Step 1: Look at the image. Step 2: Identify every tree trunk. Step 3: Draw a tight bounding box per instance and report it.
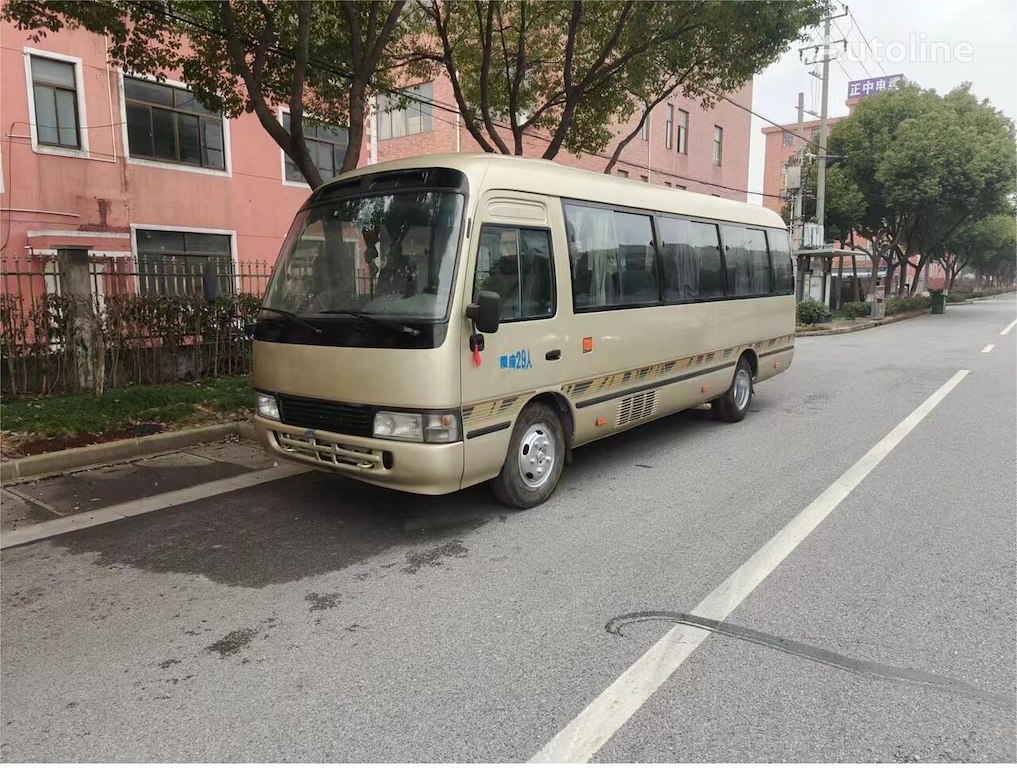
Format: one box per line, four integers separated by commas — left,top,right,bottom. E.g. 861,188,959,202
342,82,368,174
835,255,845,310
850,252,860,301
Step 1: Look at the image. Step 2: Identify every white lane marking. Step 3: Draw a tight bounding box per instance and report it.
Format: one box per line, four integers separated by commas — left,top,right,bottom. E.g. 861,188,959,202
0,464,308,549
1001,319,1017,336
981,344,995,354
531,369,971,764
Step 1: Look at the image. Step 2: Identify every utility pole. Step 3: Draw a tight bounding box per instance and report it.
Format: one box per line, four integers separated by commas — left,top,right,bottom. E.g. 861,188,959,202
801,4,848,302
793,91,806,301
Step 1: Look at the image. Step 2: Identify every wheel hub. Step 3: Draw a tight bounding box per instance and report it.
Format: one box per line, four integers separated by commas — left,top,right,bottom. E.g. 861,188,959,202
518,422,556,489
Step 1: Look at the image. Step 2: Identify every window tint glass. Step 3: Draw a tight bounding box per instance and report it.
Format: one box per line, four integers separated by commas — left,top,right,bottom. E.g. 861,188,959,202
474,226,554,321
657,217,724,301
32,57,75,87
565,205,658,309
768,228,794,294
722,225,772,296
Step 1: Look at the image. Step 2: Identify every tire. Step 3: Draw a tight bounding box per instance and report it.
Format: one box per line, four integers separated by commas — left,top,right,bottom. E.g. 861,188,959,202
713,356,754,423
490,403,565,508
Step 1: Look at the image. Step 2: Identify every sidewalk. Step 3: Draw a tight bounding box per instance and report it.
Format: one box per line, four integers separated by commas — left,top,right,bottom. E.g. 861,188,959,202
0,438,275,535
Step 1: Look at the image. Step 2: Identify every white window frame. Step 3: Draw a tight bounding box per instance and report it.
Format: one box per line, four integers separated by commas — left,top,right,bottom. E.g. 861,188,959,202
677,109,689,155
130,223,238,295
119,72,232,177
713,125,724,167
23,47,91,159
277,106,349,189
279,107,312,189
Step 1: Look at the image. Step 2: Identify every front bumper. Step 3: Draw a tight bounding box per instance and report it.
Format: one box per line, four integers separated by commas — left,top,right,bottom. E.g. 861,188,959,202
253,415,465,495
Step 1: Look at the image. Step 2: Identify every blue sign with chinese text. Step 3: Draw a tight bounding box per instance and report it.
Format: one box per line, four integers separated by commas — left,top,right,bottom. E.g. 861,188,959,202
848,74,905,100
500,350,533,370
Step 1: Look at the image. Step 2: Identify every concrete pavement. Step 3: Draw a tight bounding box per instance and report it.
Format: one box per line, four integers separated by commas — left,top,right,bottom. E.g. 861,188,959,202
1,296,1014,762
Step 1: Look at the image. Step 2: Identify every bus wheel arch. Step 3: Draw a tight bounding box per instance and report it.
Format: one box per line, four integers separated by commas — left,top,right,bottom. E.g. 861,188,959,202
527,392,576,465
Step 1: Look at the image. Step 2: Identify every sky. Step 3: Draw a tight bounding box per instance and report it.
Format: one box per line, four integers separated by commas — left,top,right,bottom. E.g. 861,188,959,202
746,0,1017,205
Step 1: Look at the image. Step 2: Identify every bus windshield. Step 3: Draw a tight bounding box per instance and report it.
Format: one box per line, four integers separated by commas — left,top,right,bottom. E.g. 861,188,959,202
264,189,465,320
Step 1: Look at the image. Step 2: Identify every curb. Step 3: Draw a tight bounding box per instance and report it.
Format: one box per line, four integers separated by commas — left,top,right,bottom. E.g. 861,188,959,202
796,311,926,337
1,420,257,485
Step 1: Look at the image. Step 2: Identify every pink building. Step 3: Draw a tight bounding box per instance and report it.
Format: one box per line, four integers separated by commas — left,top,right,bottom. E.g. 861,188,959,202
1,22,753,285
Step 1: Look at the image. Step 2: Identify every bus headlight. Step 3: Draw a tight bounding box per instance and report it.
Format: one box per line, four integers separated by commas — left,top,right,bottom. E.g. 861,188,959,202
373,411,423,441
372,411,460,443
257,392,280,421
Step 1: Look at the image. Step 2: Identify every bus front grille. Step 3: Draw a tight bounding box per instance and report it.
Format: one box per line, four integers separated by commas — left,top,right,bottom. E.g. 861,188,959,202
276,395,373,437
274,430,382,469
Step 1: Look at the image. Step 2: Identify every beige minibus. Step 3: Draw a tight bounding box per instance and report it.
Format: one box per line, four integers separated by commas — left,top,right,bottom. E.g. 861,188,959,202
249,154,795,507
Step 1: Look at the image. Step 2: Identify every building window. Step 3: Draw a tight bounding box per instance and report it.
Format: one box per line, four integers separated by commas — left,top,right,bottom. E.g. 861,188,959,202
136,229,232,297
713,125,723,166
281,112,348,183
617,169,628,178
665,105,674,149
377,82,433,139
677,109,688,154
664,181,672,187
675,184,686,190
640,118,649,141
810,126,820,142
30,55,80,149
640,174,649,183
782,130,794,147
125,77,225,169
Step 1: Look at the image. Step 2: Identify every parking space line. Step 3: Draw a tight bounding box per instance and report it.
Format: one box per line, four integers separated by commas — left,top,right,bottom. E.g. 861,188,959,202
1000,319,1017,336
0,464,308,549
530,369,971,764
981,344,995,353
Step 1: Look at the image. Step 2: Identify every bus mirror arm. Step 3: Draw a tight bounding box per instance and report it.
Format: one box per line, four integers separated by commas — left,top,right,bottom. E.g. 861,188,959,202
466,290,500,334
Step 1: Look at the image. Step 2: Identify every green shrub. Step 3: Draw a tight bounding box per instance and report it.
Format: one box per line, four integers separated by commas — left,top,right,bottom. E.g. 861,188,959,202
841,301,872,318
796,297,830,325
885,295,931,316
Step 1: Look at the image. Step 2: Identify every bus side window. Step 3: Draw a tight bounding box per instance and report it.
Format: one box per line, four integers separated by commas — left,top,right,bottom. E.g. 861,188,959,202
474,225,555,321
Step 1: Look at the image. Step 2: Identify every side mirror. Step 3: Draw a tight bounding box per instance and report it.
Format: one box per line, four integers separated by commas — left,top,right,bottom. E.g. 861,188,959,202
466,290,500,334
202,262,220,303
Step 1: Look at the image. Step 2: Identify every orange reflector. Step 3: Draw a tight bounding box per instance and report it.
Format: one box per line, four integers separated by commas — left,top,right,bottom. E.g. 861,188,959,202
582,337,594,353
595,417,606,426
701,385,710,393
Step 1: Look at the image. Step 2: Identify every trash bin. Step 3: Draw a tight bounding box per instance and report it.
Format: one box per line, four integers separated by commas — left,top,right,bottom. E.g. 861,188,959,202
931,291,946,314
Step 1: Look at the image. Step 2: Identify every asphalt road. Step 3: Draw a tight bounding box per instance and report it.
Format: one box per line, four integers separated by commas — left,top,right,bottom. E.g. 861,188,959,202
2,297,1015,762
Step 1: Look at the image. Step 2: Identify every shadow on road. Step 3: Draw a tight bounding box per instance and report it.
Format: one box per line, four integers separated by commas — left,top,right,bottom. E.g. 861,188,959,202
49,404,728,588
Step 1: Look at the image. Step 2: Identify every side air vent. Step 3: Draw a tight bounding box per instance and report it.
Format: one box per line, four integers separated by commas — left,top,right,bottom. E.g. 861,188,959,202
616,390,658,427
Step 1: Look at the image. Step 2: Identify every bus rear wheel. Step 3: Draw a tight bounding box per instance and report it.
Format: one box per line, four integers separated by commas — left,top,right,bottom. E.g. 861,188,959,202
713,357,754,423
490,403,565,509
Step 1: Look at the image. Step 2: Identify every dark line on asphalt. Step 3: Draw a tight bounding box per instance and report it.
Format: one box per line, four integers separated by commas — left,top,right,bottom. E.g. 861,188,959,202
605,611,1013,707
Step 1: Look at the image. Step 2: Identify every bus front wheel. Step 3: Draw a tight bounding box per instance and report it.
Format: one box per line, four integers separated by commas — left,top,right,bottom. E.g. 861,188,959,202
490,403,565,508
713,357,754,423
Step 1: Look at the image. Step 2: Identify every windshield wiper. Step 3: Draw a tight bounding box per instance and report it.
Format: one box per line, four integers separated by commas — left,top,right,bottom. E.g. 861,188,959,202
260,306,321,334
319,309,421,336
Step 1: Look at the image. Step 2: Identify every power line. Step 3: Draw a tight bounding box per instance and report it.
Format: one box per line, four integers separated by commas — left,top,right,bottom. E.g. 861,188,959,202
847,7,887,76
833,18,869,77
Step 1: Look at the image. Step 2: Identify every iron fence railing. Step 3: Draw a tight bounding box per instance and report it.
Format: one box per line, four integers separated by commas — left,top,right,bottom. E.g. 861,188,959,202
0,253,273,395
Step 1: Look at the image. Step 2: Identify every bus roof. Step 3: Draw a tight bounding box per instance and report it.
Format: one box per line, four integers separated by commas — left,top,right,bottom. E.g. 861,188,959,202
327,152,785,230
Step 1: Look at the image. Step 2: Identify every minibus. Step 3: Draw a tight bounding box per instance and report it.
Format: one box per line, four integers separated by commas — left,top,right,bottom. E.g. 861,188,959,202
247,154,795,507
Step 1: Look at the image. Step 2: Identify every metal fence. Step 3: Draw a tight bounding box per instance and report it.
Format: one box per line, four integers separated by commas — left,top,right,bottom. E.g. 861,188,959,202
1,252,273,396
